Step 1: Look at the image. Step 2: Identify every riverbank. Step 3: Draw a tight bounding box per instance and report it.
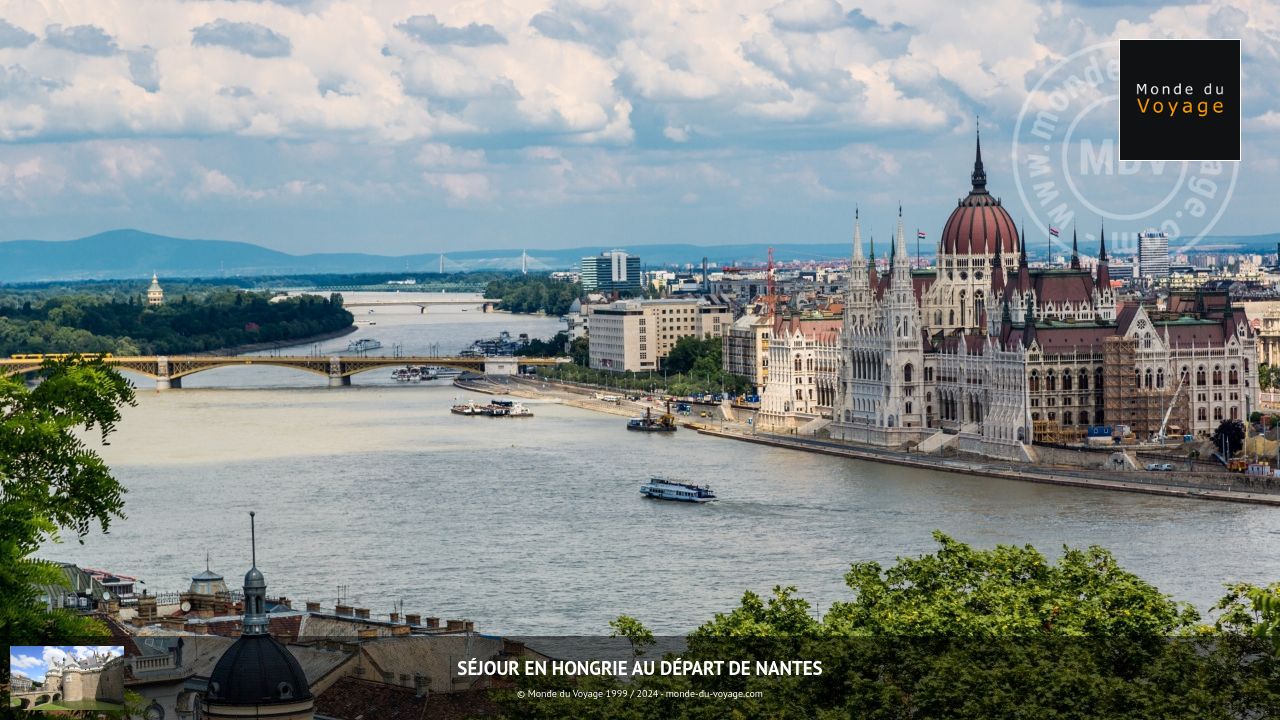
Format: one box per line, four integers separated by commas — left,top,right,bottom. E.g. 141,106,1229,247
490,375,1280,507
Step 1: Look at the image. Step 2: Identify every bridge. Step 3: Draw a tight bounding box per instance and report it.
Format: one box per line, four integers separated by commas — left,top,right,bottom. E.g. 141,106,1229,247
0,355,563,389
340,297,499,313
10,688,62,710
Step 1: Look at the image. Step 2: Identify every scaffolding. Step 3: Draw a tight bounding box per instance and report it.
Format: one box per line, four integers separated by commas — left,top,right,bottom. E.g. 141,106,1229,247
1102,336,1189,439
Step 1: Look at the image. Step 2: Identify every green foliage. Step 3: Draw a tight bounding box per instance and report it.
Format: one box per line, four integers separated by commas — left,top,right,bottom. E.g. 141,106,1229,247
515,332,570,357
1,358,136,643
485,275,582,315
0,288,352,355
535,333,752,396
498,534,1279,720
610,615,656,658
569,336,589,367
534,361,753,397
1212,419,1246,456
1261,363,1274,391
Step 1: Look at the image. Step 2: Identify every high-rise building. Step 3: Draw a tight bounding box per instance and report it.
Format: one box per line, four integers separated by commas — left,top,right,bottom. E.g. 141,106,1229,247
588,298,730,372
581,250,642,296
1138,231,1170,278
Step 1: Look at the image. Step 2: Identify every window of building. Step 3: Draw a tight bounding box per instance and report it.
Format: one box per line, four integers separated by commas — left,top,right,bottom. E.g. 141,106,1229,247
1213,366,1223,385
1197,366,1206,385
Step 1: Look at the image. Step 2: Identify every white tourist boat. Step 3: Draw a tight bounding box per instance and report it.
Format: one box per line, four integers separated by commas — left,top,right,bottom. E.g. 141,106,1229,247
640,477,716,503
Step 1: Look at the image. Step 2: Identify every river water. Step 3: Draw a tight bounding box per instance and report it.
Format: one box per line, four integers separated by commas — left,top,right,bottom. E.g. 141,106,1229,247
47,294,1280,634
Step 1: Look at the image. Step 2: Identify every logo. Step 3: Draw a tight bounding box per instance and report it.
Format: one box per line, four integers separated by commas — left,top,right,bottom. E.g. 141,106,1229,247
1012,41,1238,258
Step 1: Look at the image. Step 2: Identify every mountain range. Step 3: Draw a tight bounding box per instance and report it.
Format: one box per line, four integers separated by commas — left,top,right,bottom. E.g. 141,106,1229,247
2,228,1279,283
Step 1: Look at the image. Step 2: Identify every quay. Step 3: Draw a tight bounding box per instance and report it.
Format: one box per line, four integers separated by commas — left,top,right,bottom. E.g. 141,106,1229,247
694,425,1280,507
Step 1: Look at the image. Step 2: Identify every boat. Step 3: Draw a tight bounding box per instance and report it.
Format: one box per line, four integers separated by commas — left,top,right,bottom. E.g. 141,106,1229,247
627,403,677,432
488,399,533,417
451,401,483,415
640,477,716,503
347,338,383,352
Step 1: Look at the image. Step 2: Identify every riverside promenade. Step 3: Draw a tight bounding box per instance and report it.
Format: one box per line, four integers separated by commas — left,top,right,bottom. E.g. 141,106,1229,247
693,425,1280,507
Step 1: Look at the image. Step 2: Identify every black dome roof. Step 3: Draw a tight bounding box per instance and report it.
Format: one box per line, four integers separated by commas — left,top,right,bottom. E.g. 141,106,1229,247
207,634,312,705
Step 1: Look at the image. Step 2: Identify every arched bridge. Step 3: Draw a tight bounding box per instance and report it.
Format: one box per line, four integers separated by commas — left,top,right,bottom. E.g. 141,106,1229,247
0,355,563,389
11,689,62,709
341,298,499,313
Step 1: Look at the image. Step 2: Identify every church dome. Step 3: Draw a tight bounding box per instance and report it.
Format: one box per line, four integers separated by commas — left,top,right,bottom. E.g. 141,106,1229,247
207,634,312,705
940,129,1019,257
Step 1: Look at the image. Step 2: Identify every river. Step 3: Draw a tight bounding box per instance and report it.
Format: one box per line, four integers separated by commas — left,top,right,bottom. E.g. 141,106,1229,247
47,293,1280,634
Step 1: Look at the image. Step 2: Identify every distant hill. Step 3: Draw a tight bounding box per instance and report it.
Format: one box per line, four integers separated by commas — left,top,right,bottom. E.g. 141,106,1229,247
2,228,1278,283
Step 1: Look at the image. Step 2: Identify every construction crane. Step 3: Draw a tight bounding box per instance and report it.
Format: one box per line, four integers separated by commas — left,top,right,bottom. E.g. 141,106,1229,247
1154,372,1187,443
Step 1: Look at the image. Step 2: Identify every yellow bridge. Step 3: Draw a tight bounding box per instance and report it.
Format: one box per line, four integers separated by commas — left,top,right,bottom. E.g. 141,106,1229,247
0,355,564,389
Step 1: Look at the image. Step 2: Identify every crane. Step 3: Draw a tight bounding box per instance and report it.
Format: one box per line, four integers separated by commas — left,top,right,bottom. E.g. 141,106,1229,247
1154,372,1187,443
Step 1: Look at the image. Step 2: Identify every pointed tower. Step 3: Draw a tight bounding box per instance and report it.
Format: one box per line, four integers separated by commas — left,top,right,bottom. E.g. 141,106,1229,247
147,273,165,306
986,234,1006,336
1070,225,1081,270
242,511,268,636
847,209,872,324
971,119,987,195
205,512,315,719
1022,314,1038,349
1094,220,1116,321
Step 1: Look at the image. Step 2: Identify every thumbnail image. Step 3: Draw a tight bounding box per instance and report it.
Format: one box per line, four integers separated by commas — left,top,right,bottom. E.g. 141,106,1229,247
7,647,124,714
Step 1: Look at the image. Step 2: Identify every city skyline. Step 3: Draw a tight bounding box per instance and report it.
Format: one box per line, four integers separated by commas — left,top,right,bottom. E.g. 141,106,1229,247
0,1,1276,255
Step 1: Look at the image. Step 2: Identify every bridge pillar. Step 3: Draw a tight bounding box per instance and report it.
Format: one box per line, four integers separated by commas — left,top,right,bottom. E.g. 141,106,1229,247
484,358,518,376
328,356,350,387
154,357,180,390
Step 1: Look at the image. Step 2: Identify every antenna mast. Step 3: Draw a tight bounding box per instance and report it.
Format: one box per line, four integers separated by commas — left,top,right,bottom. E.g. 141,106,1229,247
249,511,256,567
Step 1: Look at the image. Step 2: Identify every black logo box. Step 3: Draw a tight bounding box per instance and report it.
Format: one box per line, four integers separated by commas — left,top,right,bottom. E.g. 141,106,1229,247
1119,39,1240,162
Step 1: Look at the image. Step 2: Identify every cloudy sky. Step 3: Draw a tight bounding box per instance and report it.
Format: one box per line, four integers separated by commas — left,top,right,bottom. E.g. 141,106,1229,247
9,645,123,683
0,0,1276,255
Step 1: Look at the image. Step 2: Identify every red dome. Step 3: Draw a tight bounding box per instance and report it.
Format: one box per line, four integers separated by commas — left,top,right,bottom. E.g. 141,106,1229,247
941,194,1019,256
940,127,1019,257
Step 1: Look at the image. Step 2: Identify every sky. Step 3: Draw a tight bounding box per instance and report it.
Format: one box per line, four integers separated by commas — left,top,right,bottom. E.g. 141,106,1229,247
0,0,1277,256
8,645,123,683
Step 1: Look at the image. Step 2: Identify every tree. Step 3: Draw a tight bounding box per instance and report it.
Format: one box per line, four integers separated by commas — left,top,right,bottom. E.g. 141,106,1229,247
609,615,655,658
1212,418,1246,457
1,357,136,642
497,534,1280,720
569,336,590,367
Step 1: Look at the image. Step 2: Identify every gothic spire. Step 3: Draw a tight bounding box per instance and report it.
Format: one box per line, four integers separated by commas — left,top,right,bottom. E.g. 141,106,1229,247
852,207,863,262
1070,224,1081,269
991,233,1005,292
1098,220,1108,261
971,117,987,194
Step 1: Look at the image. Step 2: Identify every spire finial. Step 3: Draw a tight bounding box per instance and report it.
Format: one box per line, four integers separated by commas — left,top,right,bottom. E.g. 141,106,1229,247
1099,219,1108,261
206,551,210,572
1071,224,1081,269
250,510,256,568
971,116,987,193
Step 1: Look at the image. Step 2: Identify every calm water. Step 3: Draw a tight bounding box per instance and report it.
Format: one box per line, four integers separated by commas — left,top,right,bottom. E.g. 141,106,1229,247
46,295,1280,634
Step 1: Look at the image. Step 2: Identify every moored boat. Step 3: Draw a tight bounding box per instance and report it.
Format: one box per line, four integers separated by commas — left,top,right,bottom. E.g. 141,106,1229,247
640,477,716,503
451,401,482,415
627,403,677,432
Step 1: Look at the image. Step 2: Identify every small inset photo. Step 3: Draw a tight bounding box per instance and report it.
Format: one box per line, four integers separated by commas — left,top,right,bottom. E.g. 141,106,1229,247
8,646,125,715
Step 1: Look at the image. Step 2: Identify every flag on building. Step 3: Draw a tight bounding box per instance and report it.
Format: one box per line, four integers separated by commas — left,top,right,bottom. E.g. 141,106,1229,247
917,230,927,239
1049,227,1061,237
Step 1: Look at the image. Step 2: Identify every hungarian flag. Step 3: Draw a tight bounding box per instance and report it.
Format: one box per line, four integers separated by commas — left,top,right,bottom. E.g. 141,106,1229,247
1049,227,1061,237
916,230,927,239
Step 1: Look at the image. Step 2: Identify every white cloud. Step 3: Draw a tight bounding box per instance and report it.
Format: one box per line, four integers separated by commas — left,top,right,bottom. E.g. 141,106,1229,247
422,171,493,204
9,653,42,669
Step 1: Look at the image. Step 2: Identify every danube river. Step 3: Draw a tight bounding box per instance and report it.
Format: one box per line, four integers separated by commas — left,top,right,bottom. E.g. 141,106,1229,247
52,295,1280,634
